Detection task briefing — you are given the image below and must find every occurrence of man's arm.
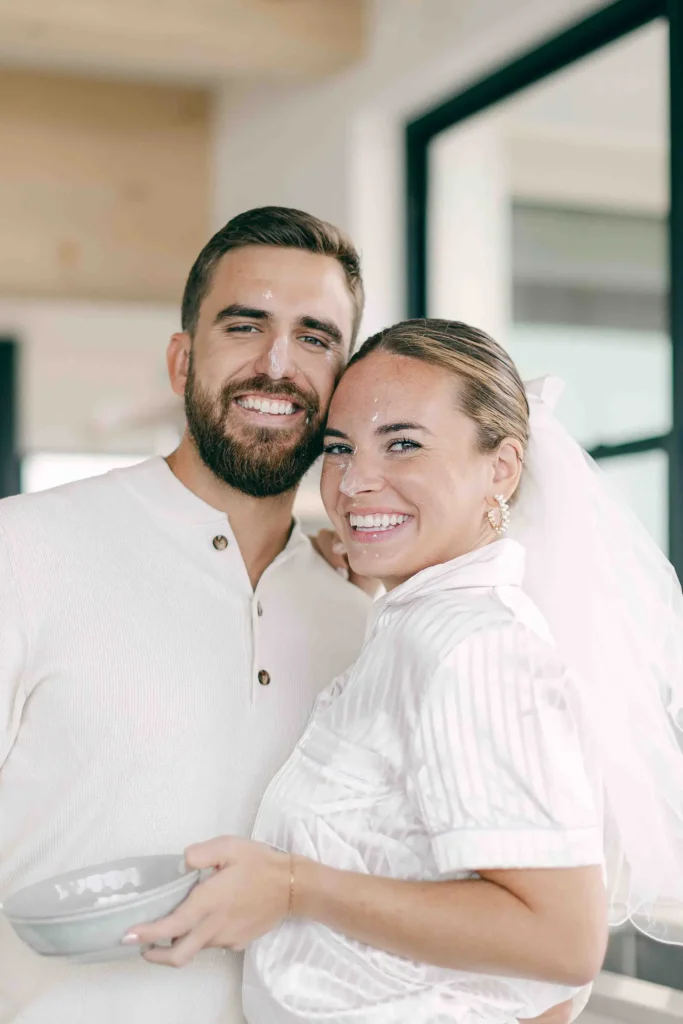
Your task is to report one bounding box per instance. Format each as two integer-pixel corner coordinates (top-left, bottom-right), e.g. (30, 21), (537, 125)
(0, 522), (30, 771)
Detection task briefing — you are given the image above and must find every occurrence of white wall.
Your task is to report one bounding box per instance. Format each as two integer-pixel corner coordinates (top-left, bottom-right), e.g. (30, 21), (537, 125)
(0, 298), (181, 455)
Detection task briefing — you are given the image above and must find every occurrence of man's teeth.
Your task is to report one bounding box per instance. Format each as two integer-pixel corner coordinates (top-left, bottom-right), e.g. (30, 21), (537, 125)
(236, 397), (297, 416)
(348, 513), (411, 531)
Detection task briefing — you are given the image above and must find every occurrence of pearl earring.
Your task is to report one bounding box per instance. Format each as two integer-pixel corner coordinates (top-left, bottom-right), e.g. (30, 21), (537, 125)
(486, 494), (510, 536)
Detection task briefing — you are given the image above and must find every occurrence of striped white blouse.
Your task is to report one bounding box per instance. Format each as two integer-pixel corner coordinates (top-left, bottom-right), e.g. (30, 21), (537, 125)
(244, 539), (603, 1023)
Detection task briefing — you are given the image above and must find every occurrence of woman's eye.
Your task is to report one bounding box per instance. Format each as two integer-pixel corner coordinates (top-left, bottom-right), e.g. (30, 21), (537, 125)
(387, 438), (421, 453)
(323, 444), (353, 456)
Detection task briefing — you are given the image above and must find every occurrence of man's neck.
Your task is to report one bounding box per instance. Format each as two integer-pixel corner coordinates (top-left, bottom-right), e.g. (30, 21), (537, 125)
(166, 436), (298, 589)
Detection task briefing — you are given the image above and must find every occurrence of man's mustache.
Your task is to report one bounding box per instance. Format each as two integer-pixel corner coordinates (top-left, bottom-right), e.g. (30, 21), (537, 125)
(218, 375), (319, 418)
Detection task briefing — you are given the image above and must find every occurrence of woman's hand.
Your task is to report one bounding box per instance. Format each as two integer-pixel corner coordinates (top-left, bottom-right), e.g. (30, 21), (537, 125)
(519, 1000), (574, 1024)
(122, 837), (291, 967)
(311, 528), (381, 597)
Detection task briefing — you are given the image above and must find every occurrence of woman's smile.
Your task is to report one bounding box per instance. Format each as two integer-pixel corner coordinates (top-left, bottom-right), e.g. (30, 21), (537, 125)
(344, 509), (415, 544)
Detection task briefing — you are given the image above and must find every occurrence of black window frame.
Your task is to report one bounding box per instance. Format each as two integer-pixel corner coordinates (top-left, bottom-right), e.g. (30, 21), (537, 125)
(406, 0), (682, 573)
(0, 338), (19, 500)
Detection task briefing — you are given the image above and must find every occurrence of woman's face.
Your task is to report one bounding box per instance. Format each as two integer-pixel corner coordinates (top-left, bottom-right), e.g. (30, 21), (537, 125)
(320, 351), (521, 589)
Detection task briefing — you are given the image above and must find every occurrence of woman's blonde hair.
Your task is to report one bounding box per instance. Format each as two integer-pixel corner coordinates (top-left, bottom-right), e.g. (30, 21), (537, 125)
(347, 319), (530, 462)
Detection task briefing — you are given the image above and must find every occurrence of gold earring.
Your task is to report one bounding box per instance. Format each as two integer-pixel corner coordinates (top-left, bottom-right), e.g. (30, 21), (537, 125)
(486, 494), (510, 536)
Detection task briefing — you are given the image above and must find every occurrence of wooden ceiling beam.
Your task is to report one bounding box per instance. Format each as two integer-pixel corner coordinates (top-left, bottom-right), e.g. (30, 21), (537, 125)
(0, 0), (365, 80)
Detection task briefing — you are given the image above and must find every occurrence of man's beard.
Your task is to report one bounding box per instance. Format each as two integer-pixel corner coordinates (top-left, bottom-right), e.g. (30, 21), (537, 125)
(184, 356), (326, 498)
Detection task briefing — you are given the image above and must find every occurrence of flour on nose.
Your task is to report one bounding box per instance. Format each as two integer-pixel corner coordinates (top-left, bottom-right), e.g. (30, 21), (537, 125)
(269, 336), (289, 379)
(340, 464), (363, 497)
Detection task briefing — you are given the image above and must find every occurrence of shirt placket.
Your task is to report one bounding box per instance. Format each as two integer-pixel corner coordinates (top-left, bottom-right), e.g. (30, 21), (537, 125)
(202, 518), (259, 702)
(250, 538), (303, 703)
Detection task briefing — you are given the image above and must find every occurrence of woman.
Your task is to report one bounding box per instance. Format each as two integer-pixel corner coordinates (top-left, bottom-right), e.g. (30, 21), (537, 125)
(127, 320), (683, 1022)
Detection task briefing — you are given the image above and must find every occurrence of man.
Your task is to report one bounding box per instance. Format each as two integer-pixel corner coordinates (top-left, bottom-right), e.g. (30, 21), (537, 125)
(0, 207), (577, 1024)
(0, 207), (370, 1023)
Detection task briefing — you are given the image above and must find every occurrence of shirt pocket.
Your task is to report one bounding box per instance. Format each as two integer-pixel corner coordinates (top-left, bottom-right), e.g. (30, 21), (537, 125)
(301, 719), (394, 797)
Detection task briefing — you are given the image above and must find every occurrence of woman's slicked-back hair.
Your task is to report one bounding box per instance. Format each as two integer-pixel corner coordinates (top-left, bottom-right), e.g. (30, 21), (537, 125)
(348, 318), (530, 457)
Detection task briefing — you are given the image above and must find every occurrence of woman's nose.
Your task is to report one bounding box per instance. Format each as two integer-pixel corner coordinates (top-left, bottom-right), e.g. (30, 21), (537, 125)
(339, 459), (383, 497)
(254, 336), (296, 380)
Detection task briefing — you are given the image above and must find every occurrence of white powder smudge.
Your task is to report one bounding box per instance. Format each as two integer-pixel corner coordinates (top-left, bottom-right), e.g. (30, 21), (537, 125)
(268, 336), (289, 378)
(340, 464), (362, 497)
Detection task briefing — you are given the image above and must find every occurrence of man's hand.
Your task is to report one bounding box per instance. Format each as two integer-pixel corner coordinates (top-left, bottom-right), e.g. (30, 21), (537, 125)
(519, 999), (574, 1024)
(311, 528), (381, 597)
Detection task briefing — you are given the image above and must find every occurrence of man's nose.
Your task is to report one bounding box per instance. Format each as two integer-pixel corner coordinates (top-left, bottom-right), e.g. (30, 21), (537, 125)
(254, 336), (297, 381)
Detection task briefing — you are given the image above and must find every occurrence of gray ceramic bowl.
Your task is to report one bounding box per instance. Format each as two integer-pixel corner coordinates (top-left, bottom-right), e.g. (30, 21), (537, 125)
(1, 855), (203, 963)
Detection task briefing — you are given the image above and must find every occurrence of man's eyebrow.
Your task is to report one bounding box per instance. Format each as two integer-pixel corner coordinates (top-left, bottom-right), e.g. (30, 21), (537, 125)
(296, 315), (344, 348)
(212, 304), (272, 326)
(323, 427), (349, 439)
(375, 422), (432, 435)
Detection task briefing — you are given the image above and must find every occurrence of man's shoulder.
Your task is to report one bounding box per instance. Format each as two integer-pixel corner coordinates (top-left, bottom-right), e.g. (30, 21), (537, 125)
(0, 461), (150, 541)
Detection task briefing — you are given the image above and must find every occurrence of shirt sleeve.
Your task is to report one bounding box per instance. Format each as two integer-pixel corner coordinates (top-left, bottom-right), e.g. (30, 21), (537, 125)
(0, 523), (29, 770)
(407, 619), (603, 874)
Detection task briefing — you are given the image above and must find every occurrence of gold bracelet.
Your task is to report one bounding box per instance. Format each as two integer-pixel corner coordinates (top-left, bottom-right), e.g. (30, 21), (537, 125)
(287, 853), (295, 918)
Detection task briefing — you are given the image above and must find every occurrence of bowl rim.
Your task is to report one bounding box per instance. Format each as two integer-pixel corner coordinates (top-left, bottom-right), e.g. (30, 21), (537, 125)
(2, 856), (199, 925)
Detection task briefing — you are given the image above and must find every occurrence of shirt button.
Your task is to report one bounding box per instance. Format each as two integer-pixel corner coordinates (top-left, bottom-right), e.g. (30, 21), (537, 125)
(212, 535), (228, 550)
(257, 602), (263, 617)
(258, 670), (271, 686)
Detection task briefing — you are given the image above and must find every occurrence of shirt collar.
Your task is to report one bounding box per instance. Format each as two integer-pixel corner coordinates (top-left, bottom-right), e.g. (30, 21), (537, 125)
(113, 456), (308, 553)
(369, 538), (525, 624)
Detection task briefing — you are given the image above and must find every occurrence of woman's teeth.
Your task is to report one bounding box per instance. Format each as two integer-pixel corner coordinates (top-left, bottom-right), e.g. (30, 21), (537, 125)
(236, 397), (297, 416)
(349, 513), (411, 532)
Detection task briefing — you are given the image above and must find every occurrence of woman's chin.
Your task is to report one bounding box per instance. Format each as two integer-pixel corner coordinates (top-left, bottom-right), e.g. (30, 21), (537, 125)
(345, 541), (413, 583)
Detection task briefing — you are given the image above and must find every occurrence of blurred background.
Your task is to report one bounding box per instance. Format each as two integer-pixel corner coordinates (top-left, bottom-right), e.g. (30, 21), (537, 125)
(0, 1), (678, 1016)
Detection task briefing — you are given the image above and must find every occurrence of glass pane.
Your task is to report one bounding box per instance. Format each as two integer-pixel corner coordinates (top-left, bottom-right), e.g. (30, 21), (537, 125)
(427, 19), (669, 454)
(597, 448), (668, 551)
(507, 323), (670, 450)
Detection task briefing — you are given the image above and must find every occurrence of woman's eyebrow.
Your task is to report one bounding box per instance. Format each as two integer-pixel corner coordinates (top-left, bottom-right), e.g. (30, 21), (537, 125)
(323, 427), (349, 439)
(375, 422), (432, 435)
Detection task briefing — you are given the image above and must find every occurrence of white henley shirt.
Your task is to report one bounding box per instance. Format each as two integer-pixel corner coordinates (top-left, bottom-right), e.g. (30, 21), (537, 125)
(0, 457), (370, 1024)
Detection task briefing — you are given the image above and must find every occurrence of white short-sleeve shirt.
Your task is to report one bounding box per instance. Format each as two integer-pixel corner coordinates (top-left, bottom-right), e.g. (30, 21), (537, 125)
(245, 539), (603, 1024)
(0, 458), (370, 1024)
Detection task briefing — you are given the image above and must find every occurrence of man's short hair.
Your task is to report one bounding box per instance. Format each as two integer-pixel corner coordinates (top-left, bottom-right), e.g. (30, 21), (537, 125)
(181, 206), (364, 345)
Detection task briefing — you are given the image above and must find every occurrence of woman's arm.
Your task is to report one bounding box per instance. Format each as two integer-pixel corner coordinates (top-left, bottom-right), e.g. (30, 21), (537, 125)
(127, 836), (607, 987)
(294, 856), (606, 986)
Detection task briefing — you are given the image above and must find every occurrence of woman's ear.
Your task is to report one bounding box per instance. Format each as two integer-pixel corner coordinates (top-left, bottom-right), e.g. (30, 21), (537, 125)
(490, 438), (524, 501)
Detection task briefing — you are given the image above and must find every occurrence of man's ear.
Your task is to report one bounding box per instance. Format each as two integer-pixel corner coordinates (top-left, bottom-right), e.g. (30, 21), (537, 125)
(167, 332), (192, 398)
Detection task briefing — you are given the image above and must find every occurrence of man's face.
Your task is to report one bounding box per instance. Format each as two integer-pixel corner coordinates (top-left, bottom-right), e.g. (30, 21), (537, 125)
(168, 245), (356, 497)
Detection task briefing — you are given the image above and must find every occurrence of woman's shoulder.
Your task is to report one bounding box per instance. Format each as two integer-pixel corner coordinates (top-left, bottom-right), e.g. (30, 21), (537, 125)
(435, 590), (567, 699)
(374, 585), (529, 672)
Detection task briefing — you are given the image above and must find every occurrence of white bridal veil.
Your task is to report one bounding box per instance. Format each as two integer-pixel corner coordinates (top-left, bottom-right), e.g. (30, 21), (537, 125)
(511, 377), (683, 944)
